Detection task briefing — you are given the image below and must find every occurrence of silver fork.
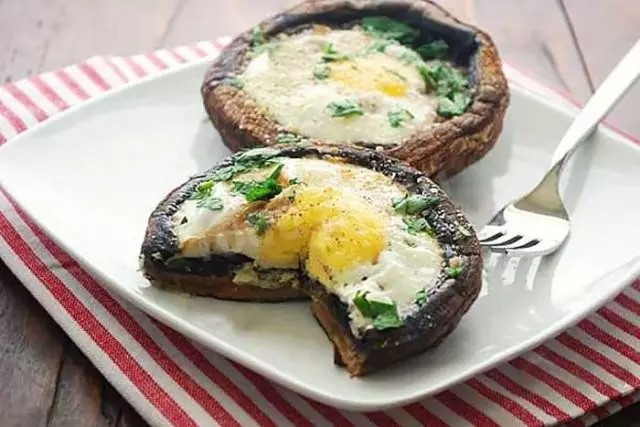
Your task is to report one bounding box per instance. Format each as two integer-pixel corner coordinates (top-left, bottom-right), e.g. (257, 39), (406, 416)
(478, 39), (640, 256)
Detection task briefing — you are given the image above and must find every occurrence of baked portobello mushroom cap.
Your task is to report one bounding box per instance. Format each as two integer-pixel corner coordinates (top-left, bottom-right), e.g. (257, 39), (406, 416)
(139, 145), (482, 376)
(201, 0), (509, 180)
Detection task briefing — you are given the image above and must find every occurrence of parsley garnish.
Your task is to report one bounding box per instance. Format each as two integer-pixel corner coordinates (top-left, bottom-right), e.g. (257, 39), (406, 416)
(210, 148), (281, 182)
(402, 217), (433, 236)
(313, 64), (331, 79)
(321, 43), (350, 62)
(232, 163), (284, 202)
(399, 50), (420, 65)
(246, 212), (270, 235)
(361, 16), (419, 44)
(353, 291), (404, 331)
(193, 180), (213, 198)
(392, 194), (439, 214)
(328, 99), (364, 118)
(197, 197), (223, 210)
(387, 108), (414, 128)
(418, 61), (471, 117)
(228, 76), (244, 89)
(374, 310), (404, 330)
(415, 289), (427, 306)
(367, 39), (395, 53)
(353, 291), (374, 318)
(180, 217), (188, 225)
(446, 266), (463, 278)
(189, 180), (223, 210)
(211, 165), (244, 181)
(234, 147), (280, 164)
(438, 92), (471, 117)
(251, 25), (266, 48)
(416, 40), (449, 59)
(276, 132), (307, 144)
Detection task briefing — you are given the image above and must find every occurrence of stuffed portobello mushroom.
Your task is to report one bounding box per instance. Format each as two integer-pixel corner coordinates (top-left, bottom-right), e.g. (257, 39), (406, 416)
(201, 0), (509, 179)
(139, 145), (482, 376)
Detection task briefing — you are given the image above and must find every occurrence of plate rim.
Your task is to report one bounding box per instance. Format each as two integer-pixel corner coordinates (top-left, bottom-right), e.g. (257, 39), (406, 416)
(0, 58), (639, 411)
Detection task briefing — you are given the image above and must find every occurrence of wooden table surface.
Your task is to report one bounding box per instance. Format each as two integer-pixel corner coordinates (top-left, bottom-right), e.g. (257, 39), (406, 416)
(0, 0), (639, 425)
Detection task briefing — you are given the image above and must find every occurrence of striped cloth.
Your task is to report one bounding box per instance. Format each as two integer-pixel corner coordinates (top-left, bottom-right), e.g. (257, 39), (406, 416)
(0, 39), (639, 427)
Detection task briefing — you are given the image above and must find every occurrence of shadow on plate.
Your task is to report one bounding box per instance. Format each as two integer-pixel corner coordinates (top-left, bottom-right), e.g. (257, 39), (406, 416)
(441, 124), (515, 228)
(189, 118), (234, 172)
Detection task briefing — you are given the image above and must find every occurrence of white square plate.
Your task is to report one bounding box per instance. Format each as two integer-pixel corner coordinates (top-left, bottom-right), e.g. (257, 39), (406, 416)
(1, 58), (639, 411)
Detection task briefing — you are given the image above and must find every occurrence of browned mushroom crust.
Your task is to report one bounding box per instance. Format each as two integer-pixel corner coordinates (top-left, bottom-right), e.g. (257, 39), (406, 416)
(139, 145), (483, 376)
(201, 0), (509, 180)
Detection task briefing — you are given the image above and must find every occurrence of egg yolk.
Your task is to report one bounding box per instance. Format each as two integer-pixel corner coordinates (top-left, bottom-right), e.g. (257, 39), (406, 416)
(258, 187), (386, 287)
(329, 56), (407, 97)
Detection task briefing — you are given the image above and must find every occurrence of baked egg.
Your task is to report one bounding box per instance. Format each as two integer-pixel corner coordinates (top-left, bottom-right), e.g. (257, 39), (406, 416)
(172, 148), (444, 335)
(238, 25), (452, 146)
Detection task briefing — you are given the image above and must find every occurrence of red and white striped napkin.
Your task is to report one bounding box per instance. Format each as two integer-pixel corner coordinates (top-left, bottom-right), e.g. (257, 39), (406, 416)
(0, 39), (639, 427)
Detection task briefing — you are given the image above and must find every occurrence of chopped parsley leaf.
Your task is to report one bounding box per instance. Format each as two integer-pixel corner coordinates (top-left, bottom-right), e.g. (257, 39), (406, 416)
(193, 180), (214, 198)
(387, 108), (414, 128)
(190, 181), (224, 210)
(180, 217), (188, 225)
(438, 92), (471, 117)
(228, 76), (244, 89)
(417, 63), (437, 89)
(246, 212), (270, 235)
(418, 61), (471, 117)
(367, 39), (395, 53)
(374, 309), (404, 330)
(392, 194), (439, 214)
(209, 148), (282, 182)
(353, 291), (374, 318)
(250, 25), (266, 48)
(328, 99), (364, 118)
(276, 132), (307, 145)
(234, 147), (280, 164)
(446, 266), (463, 278)
(416, 40), (449, 59)
(399, 50), (420, 65)
(232, 163), (284, 202)
(361, 16), (419, 44)
(403, 216), (434, 236)
(415, 289), (427, 306)
(422, 61), (468, 95)
(196, 196), (223, 210)
(321, 43), (350, 62)
(289, 177), (301, 185)
(210, 165), (245, 181)
(353, 292), (404, 331)
(313, 64), (331, 79)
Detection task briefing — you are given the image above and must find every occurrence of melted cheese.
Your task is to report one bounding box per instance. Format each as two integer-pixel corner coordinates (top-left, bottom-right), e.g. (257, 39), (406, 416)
(240, 29), (438, 146)
(172, 157), (443, 335)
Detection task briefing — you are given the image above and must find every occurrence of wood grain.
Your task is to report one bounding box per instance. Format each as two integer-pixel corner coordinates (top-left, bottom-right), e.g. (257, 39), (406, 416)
(47, 344), (115, 427)
(438, 0), (593, 99)
(562, 0), (640, 136)
(0, 0), (180, 82)
(0, 1), (637, 426)
(0, 261), (65, 426)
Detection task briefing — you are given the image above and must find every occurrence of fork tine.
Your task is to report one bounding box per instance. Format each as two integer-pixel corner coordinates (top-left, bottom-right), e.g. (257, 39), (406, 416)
(507, 239), (540, 250)
(479, 231), (505, 243)
(488, 239), (537, 250)
(482, 234), (523, 247)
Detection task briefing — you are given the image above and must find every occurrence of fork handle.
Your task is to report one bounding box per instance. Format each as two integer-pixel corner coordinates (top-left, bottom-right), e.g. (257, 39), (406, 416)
(550, 39), (640, 166)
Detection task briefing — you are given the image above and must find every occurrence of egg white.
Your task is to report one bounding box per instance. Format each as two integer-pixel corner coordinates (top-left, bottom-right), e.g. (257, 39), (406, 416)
(240, 28), (439, 146)
(173, 158), (443, 334)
